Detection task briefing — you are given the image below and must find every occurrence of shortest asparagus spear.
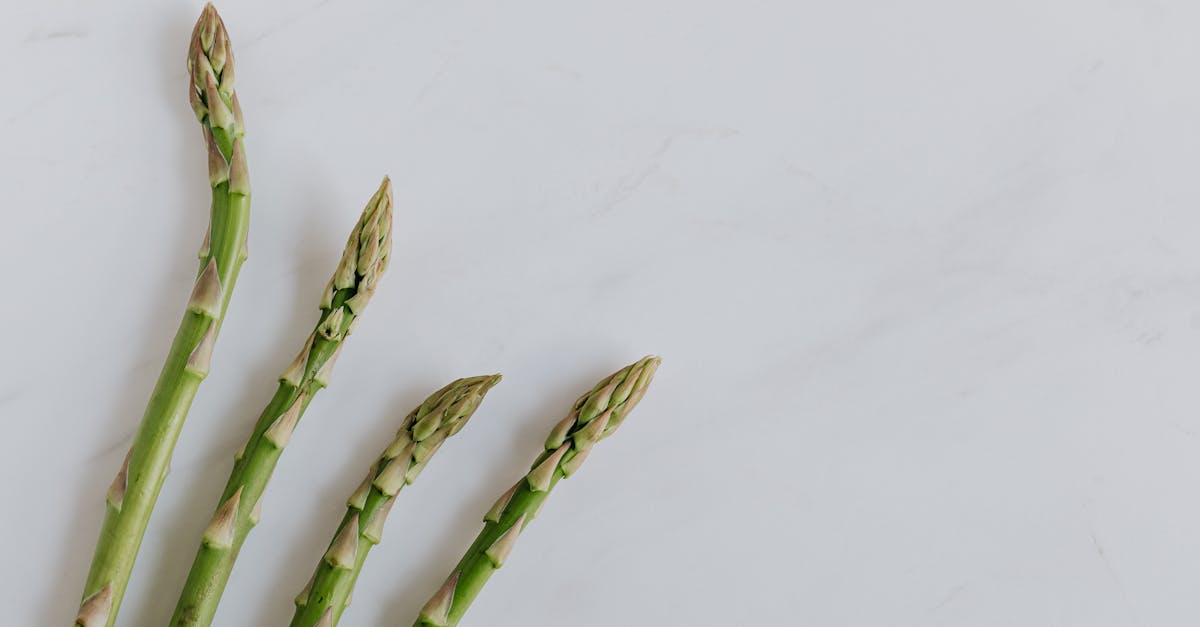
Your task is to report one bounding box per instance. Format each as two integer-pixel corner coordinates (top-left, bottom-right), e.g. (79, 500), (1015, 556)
(412, 356), (660, 627)
(291, 375), (502, 627)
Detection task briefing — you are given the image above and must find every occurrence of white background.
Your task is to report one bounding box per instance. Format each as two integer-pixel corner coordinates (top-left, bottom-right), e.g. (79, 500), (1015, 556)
(4, 1), (1200, 625)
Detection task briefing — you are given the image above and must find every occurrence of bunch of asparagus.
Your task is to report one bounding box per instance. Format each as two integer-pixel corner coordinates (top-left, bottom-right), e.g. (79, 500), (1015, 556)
(73, 5), (660, 627)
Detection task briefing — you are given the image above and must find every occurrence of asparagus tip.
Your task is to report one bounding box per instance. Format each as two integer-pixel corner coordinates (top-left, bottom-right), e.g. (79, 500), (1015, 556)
(560, 445), (590, 477)
(544, 414), (575, 450)
(572, 407), (611, 449)
(526, 445), (568, 492)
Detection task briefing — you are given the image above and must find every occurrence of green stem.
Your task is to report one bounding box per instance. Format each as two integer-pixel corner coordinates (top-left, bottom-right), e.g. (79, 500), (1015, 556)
(412, 357), (660, 627)
(80, 187), (249, 627)
(75, 7), (250, 625)
(290, 376), (501, 627)
(169, 179), (393, 627)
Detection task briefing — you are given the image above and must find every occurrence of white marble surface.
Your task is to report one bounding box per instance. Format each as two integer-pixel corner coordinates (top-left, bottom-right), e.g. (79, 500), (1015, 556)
(5, 1), (1200, 625)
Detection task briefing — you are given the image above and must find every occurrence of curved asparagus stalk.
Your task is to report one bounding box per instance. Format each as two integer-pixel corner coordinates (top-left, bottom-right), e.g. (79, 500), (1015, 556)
(412, 356), (660, 627)
(169, 178), (393, 627)
(291, 375), (503, 627)
(76, 6), (250, 626)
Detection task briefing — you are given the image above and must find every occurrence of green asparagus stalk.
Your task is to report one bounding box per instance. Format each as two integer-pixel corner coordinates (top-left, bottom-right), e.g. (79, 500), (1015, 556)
(291, 375), (503, 627)
(76, 5), (250, 626)
(169, 178), (393, 627)
(412, 356), (660, 627)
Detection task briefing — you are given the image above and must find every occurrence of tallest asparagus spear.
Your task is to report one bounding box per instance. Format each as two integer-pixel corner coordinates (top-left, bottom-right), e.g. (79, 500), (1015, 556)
(76, 5), (250, 627)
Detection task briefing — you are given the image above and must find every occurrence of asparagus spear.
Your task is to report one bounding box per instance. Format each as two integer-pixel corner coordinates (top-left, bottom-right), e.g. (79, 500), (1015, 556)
(76, 6), (250, 626)
(412, 356), (660, 627)
(170, 178), (393, 627)
(291, 375), (503, 627)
